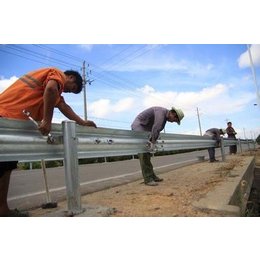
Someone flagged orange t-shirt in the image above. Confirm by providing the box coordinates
[0,67,66,121]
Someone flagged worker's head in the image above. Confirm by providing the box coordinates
[168,107,184,125]
[220,128,226,135]
[64,70,83,94]
[227,121,232,127]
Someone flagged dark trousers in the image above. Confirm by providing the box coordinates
[207,147,216,162]
[228,137,237,154]
[0,162,18,179]
[229,145,237,154]
[138,153,156,183]
[0,116,18,178]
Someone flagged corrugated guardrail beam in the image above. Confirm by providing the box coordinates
[0,118,218,161]
[0,118,256,162]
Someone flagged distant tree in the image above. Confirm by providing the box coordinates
[256,135,260,144]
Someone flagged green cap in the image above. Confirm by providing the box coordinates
[171,107,184,125]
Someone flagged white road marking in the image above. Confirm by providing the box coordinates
[8,159,197,201]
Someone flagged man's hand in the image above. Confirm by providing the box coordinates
[38,120,52,136]
[215,140,220,147]
[82,120,97,128]
[147,141,158,152]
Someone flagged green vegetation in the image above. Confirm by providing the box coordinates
[18,149,199,170]
[18,160,64,170]
[256,134,260,145]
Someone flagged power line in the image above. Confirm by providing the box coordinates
[93,45,147,79]
[24,44,169,107]
[0,49,67,69]
[88,116,131,124]
[33,44,83,63]
[93,124,130,130]
[1,46,201,116]
[201,111,219,120]
[32,44,163,104]
[109,44,160,72]
[86,45,177,107]
[6,45,81,70]
[2,45,170,120]
[94,78,152,101]
[94,76,175,108]
[97,44,134,67]
[94,77,175,107]
[54,110,131,125]
[2,44,189,114]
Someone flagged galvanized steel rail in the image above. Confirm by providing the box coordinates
[0,118,218,161]
[0,118,256,215]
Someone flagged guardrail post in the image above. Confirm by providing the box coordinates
[220,137,226,162]
[238,139,242,153]
[62,120,82,215]
[247,139,250,151]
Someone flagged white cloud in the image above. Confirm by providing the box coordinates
[238,44,260,68]
[138,85,155,94]
[137,83,255,117]
[242,75,251,82]
[88,99,111,117]
[88,83,255,124]
[113,98,134,112]
[0,76,18,93]
[137,83,226,110]
[79,44,94,52]
[88,98,135,117]
[206,63,214,71]
[187,62,214,76]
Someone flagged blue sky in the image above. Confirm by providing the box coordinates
[1,44,260,139]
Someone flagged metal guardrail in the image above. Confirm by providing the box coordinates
[0,118,257,215]
[0,118,218,161]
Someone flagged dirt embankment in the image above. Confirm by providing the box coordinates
[30,149,260,217]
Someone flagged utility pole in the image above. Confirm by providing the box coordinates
[196,107,202,136]
[82,61,87,120]
[243,127,246,139]
[247,44,260,108]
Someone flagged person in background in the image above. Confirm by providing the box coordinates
[226,121,237,155]
[204,128,226,163]
[131,106,184,186]
[0,67,97,217]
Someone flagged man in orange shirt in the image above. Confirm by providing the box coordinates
[0,67,97,217]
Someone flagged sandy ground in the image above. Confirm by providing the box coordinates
[30,149,260,217]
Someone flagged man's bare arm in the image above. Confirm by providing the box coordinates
[38,80,59,136]
[57,101,97,128]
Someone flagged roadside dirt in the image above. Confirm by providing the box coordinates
[30,149,260,217]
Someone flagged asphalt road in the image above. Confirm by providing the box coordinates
[7,147,231,210]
